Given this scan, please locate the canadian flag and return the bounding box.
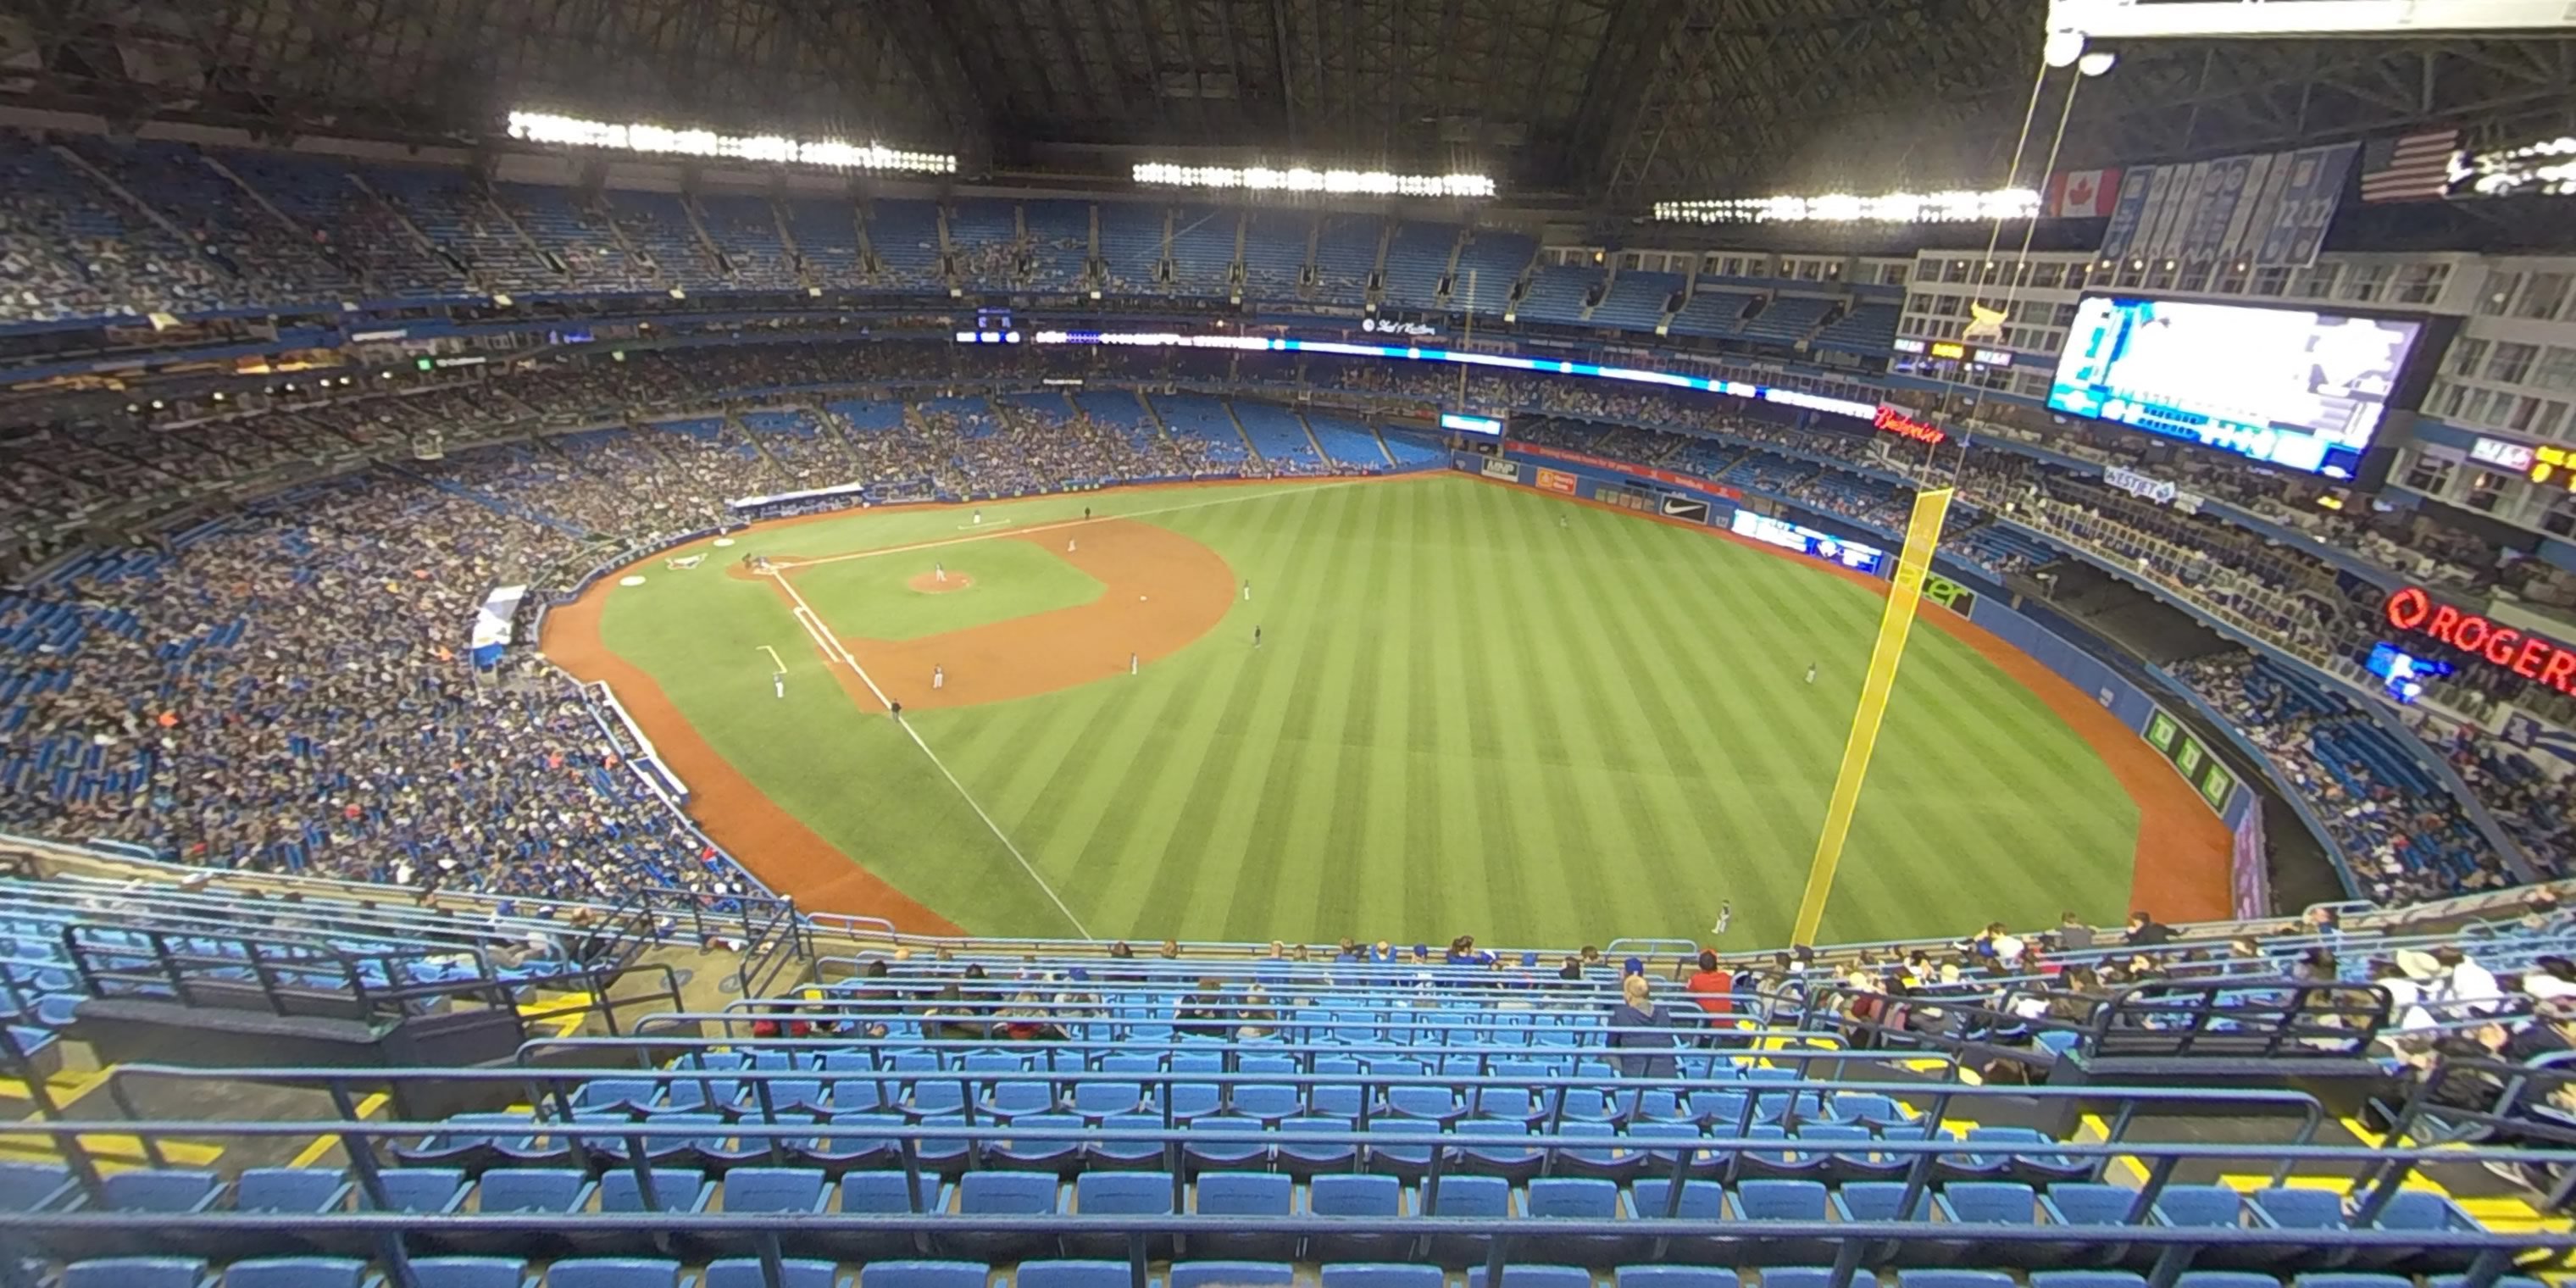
[2046,168,2123,219]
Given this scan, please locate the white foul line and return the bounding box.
[767,564,1091,939]
[770,479,1370,570]
[758,645,786,672]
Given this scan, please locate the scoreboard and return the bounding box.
[1440,410,1507,437]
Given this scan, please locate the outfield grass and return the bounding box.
[594,475,2140,948]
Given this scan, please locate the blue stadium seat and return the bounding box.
[1524,1176,1641,1264]
[221,1258,369,1288]
[0,1161,77,1213]
[858,1264,985,1288]
[1617,1269,1739,1288]
[436,1168,597,1257]
[991,1113,1087,1174]
[1184,1115,1272,1171]
[574,1168,714,1256]
[1466,1267,1594,1288]
[63,1260,213,1288]
[1188,1171,1295,1262]
[1727,1180,1835,1266]
[1308,1174,1408,1263]
[408,1258,536,1288]
[1320,1267,1443,1288]
[826,1172,946,1263]
[1829,1181,1942,1266]
[547,1260,685,1288]
[1423,1173,1512,1266]
[1170,1263,1295,1288]
[1085,1113,1169,1170]
[1016,1262,1132,1288]
[1065,1170,1176,1259]
[946,1169,1063,1262]
[702,1259,844,1288]
[1275,1115,1357,1177]
[2028,1274,2147,1288]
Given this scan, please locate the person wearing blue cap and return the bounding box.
[1623,956,1646,978]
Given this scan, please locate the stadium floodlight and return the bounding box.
[2459,135,2576,198]
[505,111,956,175]
[1653,188,2040,225]
[1132,162,1495,199]
[2042,28,2087,67]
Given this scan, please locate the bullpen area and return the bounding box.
[546,473,2213,947]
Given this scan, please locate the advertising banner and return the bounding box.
[1517,442,1743,500]
[1535,468,1577,495]
[1480,458,1522,482]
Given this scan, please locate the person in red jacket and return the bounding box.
[1685,949,1735,1033]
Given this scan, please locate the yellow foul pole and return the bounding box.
[1790,486,1957,945]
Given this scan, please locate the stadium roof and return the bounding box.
[4,0,2571,203]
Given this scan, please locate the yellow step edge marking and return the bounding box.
[286,1091,389,1169]
[2076,1113,2148,1185]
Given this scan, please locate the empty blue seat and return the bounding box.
[222,1258,369,1288]
[947,1169,1063,1261]
[1899,1273,2017,1288]
[2028,1274,2147,1288]
[1618,1270,1739,1288]
[1086,1113,1169,1169]
[1466,1267,1593,1288]
[1729,1179,1835,1266]
[1015,1263,1130,1288]
[1830,1181,1941,1266]
[826,1172,947,1262]
[990,1113,1086,1173]
[0,1161,77,1213]
[1276,1116,1357,1176]
[547,1260,685,1288]
[63,1260,212,1288]
[858,1264,985,1288]
[408,1259,534,1288]
[1067,1170,1176,1259]
[702,1259,842,1288]
[1423,1173,1511,1267]
[1320,1267,1443,1288]
[1190,1171,1294,1262]
[1169,1263,1295,1288]
[1184,1115,1271,1170]
[1524,1176,1640,1264]
[1308,1173,1408,1263]
[2357,1191,2484,1274]
[1935,1181,2046,1267]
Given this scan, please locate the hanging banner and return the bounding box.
[469,585,530,669]
[2100,142,2357,268]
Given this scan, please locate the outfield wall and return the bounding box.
[1461,447,2275,916]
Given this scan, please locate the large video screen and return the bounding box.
[2046,296,2425,479]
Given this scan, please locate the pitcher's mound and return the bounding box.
[908,572,975,594]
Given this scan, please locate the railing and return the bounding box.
[2,1064,2545,1288]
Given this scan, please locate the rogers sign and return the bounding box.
[2384,586,2576,693]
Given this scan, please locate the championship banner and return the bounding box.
[1535,468,1577,495]
[469,584,530,669]
[1792,487,1954,944]
[2099,142,2357,268]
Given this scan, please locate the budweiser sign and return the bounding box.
[1873,405,1948,447]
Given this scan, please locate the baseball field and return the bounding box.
[545,472,2228,947]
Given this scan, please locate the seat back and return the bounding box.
[958,1170,1060,1214]
[1015,1263,1132,1288]
[1942,1181,2039,1224]
[1309,1174,1402,1216]
[858,1263,989,1288]
[370,1169,466,1213]
[1074,1171,1175,1215]
[223,1257,370,1288]
[597,1169,709,1213]
[1195,1172,1291,1216]
[1525,1178,1619,1218]
[720,1167,825,1214]
[1734,1180,1827,1219]
[839,1172,944,1214]
[103,1169,222,1213]
[64,1261,210,1288]
[1321,1268,1445,1288]
[407,1258,530,1288]
[1169,1263,1295,1288]
[232,1169,347,1213]
[1424,1174,1509,1217]
[547,1260,683,1288]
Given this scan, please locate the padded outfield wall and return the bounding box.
[1459,447,2273,918]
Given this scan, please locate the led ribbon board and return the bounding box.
[2384,586,2576,695]
[1025,331,1881,423]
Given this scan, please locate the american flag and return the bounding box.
[2358,129,2462,203]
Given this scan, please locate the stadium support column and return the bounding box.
[1790,486,1956,947]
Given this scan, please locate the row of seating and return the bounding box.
[63,1260,2550,1288]
[21,1163,2499,1272]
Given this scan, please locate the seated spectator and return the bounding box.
[1607,974,1680,1078]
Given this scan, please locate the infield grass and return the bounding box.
[594,475,2140,948]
